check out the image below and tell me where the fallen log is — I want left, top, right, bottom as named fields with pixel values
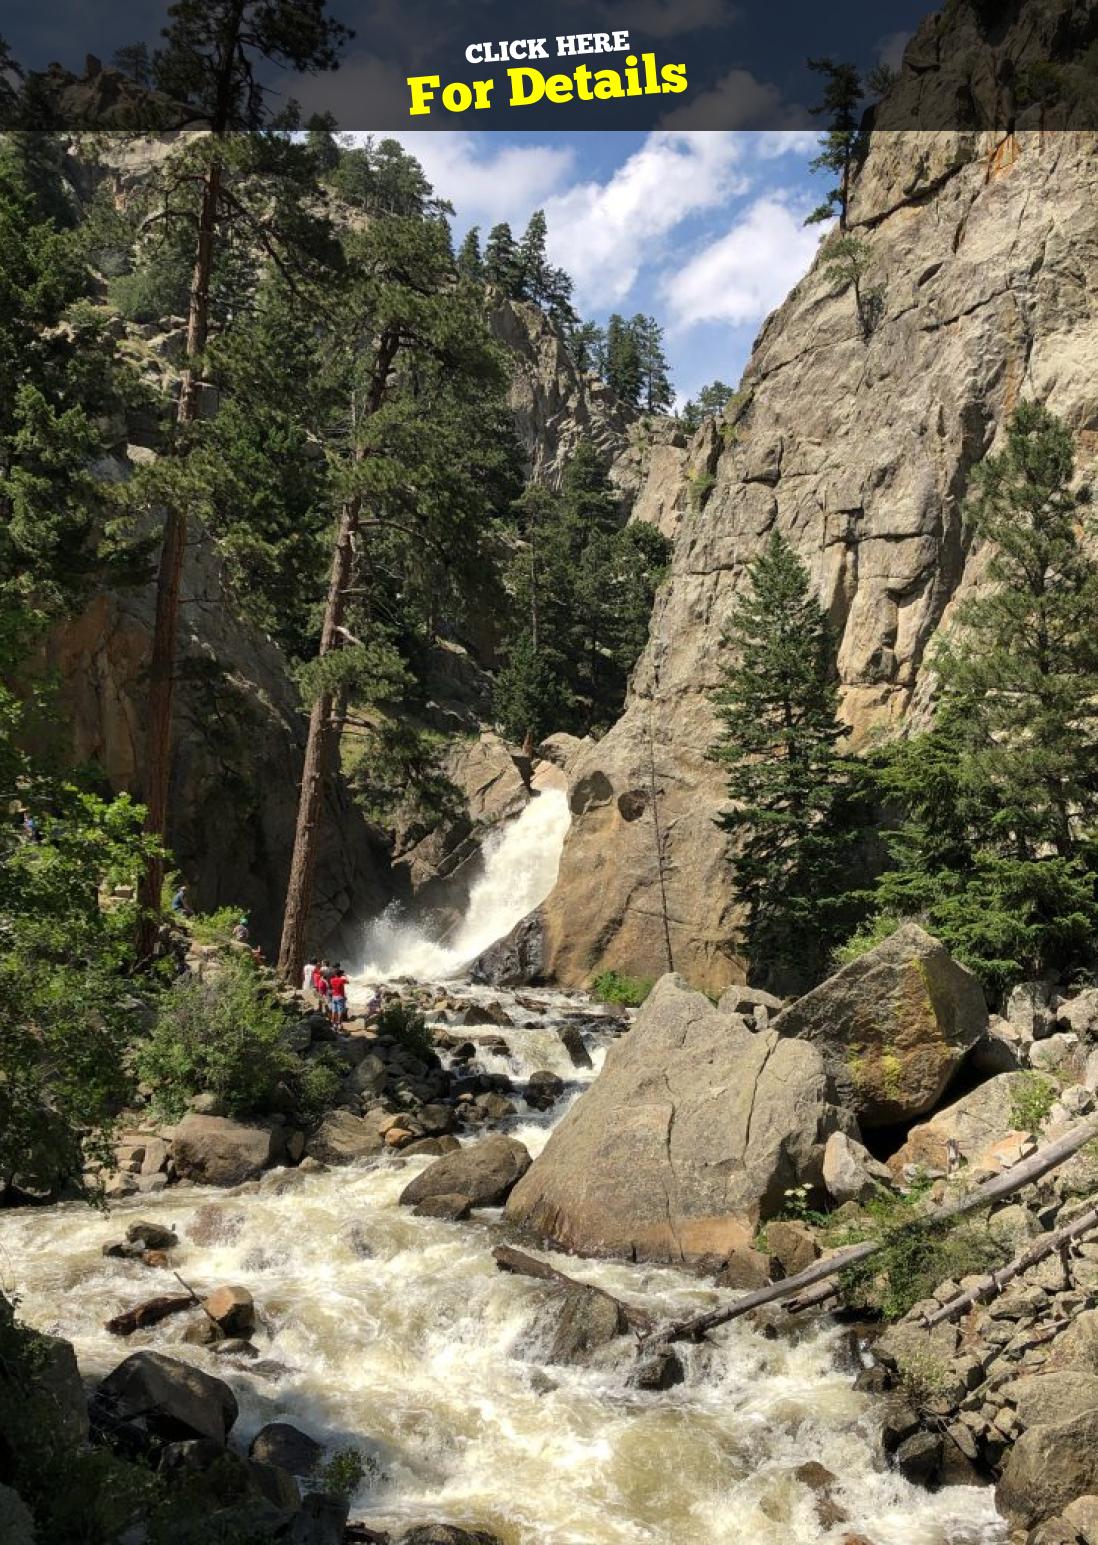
left=918, top=1201, right=1098, bottom=1328
left=643, top=1111, right=1098, bottom=1348
left=105, top=1293, right=195, bottom=1337
left=492, top=1244, right=656, bottom=1332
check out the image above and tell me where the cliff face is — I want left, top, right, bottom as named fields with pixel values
left=542, top=129, right=1098, bottom=993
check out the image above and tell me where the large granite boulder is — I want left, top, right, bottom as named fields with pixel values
left=771, top=925, right=986, bottom=1127
left=399, top=1135, right=532, bottom=1210
left=504, top=974, right=853, bottom=1264
left=304, top=1109, right=384, bottom=1165
left=886, top=1071, right=1036, bottom=1173
left=93, top=1351, right=238, bottom=1446
left=171, top=1113, right=287, bottom=1186
left=997, top=1405, right=1098, bottom=1529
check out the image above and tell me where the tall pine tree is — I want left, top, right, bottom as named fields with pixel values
left=709, top=532, right=859, bottom=987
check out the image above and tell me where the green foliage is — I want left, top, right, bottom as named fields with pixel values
left=135, top=953, right=337, bottom=1121
left=708, top=532, right=866, bottom=987
left=822, top=234, right=884, bottom=339
left=324, top=134, right=451, bottom=219
left=850, top=405, right=1098, bottom=998
left=589, top=970, right=654, bottom=1006
left=189, top=905, right=245, bottom=945
left=602, top=312, right=676, bottom=411
left=495, top=441, right=670, bottom=741
left=1009, top=1072, right=1058, bottom=1135
left=316, top=1448, right=366, bottom=1498
left=680, top=380, right=736, bottom=434
left=832, top=914, right=903, bottom=967
left=688, top=470, right=717, bottom=510
left=805, top=58, right=866, bottom=227
left=344, top=719, right=463, bottom=837
left=375, top=1001, right=433, bottom=1060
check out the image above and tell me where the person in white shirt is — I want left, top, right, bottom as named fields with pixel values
left=302, top=960, right=316, bottom=1002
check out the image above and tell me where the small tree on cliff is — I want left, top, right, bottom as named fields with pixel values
left=805, top=57, right=865, bottom=228
left=709, top=532, right=861, bottom=988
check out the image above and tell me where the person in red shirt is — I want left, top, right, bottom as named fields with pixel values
left=328, top=964, right=349, bottom=1028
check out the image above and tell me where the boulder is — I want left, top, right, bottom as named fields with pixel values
left=543, top=1287, right=626, bottom=1365
left=822, top=1131, right=893, bottom=1205
left=524, top=1071, right=565, bottom=1110
left=1063, top=1496, right=1098, bottom=1544
left=470, top=909, right=547, bottom=987
left=505, top=975, right=853, bottom=1263
left=715, top=1240, right=771, bottom=1291
left=398, top=1528, right=502, bottom=1545
left=304, top=1110, right=384, bottom=1165
left=1059, top=989, right=1098, bottom=1042
left=171, top=1114, right=286, bottom=1186
left=201, top=1285, right=255, bottom=1337
left=886, top=1072, right=1037, bottom=1174
left=37, top=1332, right=89, bottom=1445
left=771, top=924, right=986, bottom=1127
left=126, top=1219, right=178, bottom=1251
left=765, top=1219, right=820, bottom=1279
left=1007, top=979, right=1058, bottom=1041
left=250, top=1421, right=323, bottom=1477
left=413, top=1193, right=472, bottom=1221
left=291, top=1491, right=351, bottom=1544
left=630, top=1345, right=686, bottom=1390
left=399, top=1135, right=532, bottom=1210
left=997, top=1406, right=1098, bottom=1528
left=557, top=1023, right=593, bottom=1070
left=94, top=1350, right=238, bottom=1446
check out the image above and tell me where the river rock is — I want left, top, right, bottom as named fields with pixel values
left=398, top=1527, right=503, bottom=1545
left=822, top=1132, right=893, bottom=1204
left=93, top=1350, right=238, bottom=1446
left=36, top=1332, right=89, bottom=1445
left=886, top=1072, right=1037, bottom=1173
left=125, top=1219, right=178, bottom=1251
left=171, top=1113, right=287, bottom=1186
left=997, top=1406, right=1098, bottom=1528
left=290, top=1490, right=350, bottom=1544
left=305, top=1110, right=384, bottom=1165
left=413, top=1193, right=473, bottom=1221
left=505, top=975, right=853, bottom=1262
left=469, top=908, right=547, bottom=988
left=765, top=1220, right=820, bottom=1279
left=557, top=1022, right=593, bottom=1069
left=543, top=1287, right=626, bottom=1365
left=1058, top=989, right=1098, bottom=1042
left=250, top=1421, right=323, bottom=1477
left=400, top=1136, right=531, bottom=1210
left=1007, top=980, right=1058, bottom=1041
left=525, top=1070, right=565, bottom=1110
left=771, top=925, right=986, bottom=1127
left=201, top=1285, right=255, bottom=1337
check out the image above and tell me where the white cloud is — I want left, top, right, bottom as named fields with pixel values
left=661, top=191, right=821, bottom=329
left=755, top=129, right=822, bottom=159
left=355, top=131, right=576, bottom=231
left=539, top=131, right=749, bottom=308
left=560, top=0, right=737, bottom=37
left=660, top=68, right=812, bottom=131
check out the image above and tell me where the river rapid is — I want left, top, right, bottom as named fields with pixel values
left=0, top=794, right=1009, bottom=1544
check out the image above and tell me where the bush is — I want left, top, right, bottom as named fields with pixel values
left=188, top=906, right=244, bottom=945
left=375, top=1001, right=434, bottom=1060
left=136, top=954, right=338, bottom=1121
left=589, top=970, right=654, bottom=1007
left=1009, top=1072, right=1058, bottom=1135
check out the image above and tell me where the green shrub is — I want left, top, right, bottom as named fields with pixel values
left=1009, top=1072, right=1058, bottom=1135
left=316, top=1448, right=365, bottom=1498
left=136, top=954, right=332, bottom=1121
left=832, top=914, right=904, bottom=968
left=589, top=970, right=654, bottom=1007
left=188, top=906, right=244, bottom=944
left=375, top=1001, right=434, bottom=1060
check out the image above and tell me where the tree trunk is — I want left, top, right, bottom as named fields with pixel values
left=276, top=496, right=359, bottom=985
left=135, top=155, right=222, bottom=959
left=493, top=1245, right=655, bottom=1332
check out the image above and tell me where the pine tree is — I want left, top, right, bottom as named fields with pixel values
left=484, top=221, right=522, bottom=295
left=631, top=313, right=674, bottom=413
left=518, top=209, right=549, bottom=301
left=129, top=0, right=350, bottom=958
left=805, top=58, right=865, bottom=228
left=457, top=225, right=483, bottom=281
left=569, top=320, right=606, bottom=376
left=681, top=380, right=735, bottom=432
left=605, top=314, right=642, bottom=406
left=709, top=532, right=860, bottom=987
left=850, top=404, right=1098, bottom=997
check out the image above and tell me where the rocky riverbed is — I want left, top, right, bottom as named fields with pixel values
left=0, top=977, right=1011, bottom=1545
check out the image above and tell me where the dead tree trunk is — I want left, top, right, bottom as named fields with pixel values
left=644, top=1112, right=1098, bottom=1347
left=136, top=156, right=222, bottom=958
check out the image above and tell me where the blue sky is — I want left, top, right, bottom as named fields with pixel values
left=389, top=129, right=831, bottom=407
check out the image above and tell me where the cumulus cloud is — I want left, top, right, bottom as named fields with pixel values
left=391, top=132, right=576, bottom=229
left=661, top=191, right=821, bottom=329
left=539, top=131, right=749, bottom=308
left=660, top=67, right=812, bottom=131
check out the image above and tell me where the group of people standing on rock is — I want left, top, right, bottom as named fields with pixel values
left=304, top=958, right=350, bottom=1028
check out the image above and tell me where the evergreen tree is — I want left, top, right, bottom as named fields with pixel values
left=851, top=405, right=1098, bottom=995
left=605, top=313, right=642, bottom=406
left=569, top=320, right=606, bottom=376
left=631, top=313, right=674, bottom=413
left=326, top=134, right=451, bottom=218
left=518, top=209, right=550, bottom=301
left=121, top=2, right=349, bottom=956
left=805, top=58, right=865, bottom=228
left=709, top=532, right=860, bottom=987
left=457, top=225, right=484, bottom=281
left=484, top=221, right=522, bottom=294
left=681, top=380, right=735, bottom=432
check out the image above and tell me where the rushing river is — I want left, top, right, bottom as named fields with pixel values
left=0, top=795, right=1008, bottom=1544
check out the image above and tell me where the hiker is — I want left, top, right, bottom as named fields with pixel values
left=170, top=884, right=192, bottom=917
left=362, top=988, right=383, bottom=1027
left=311, top=959, right=327, bottom=1003
left=21, top=810, right=41, bottom=843
left=328, top=963, right=349, bottom=1028
left=303, top=958, right=316, bottom=1002
left=232, top=914, right=250, bottom=943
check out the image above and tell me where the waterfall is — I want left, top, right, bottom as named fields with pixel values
left=354, top=786, right=571, bottom=983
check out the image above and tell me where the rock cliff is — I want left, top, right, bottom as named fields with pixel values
left=541, top=128, right=1098, bottom=993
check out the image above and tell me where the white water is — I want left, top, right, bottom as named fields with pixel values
left=0, top=985, right=1007, bottom=1545
left=355, top=788, right=571, bottom=983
